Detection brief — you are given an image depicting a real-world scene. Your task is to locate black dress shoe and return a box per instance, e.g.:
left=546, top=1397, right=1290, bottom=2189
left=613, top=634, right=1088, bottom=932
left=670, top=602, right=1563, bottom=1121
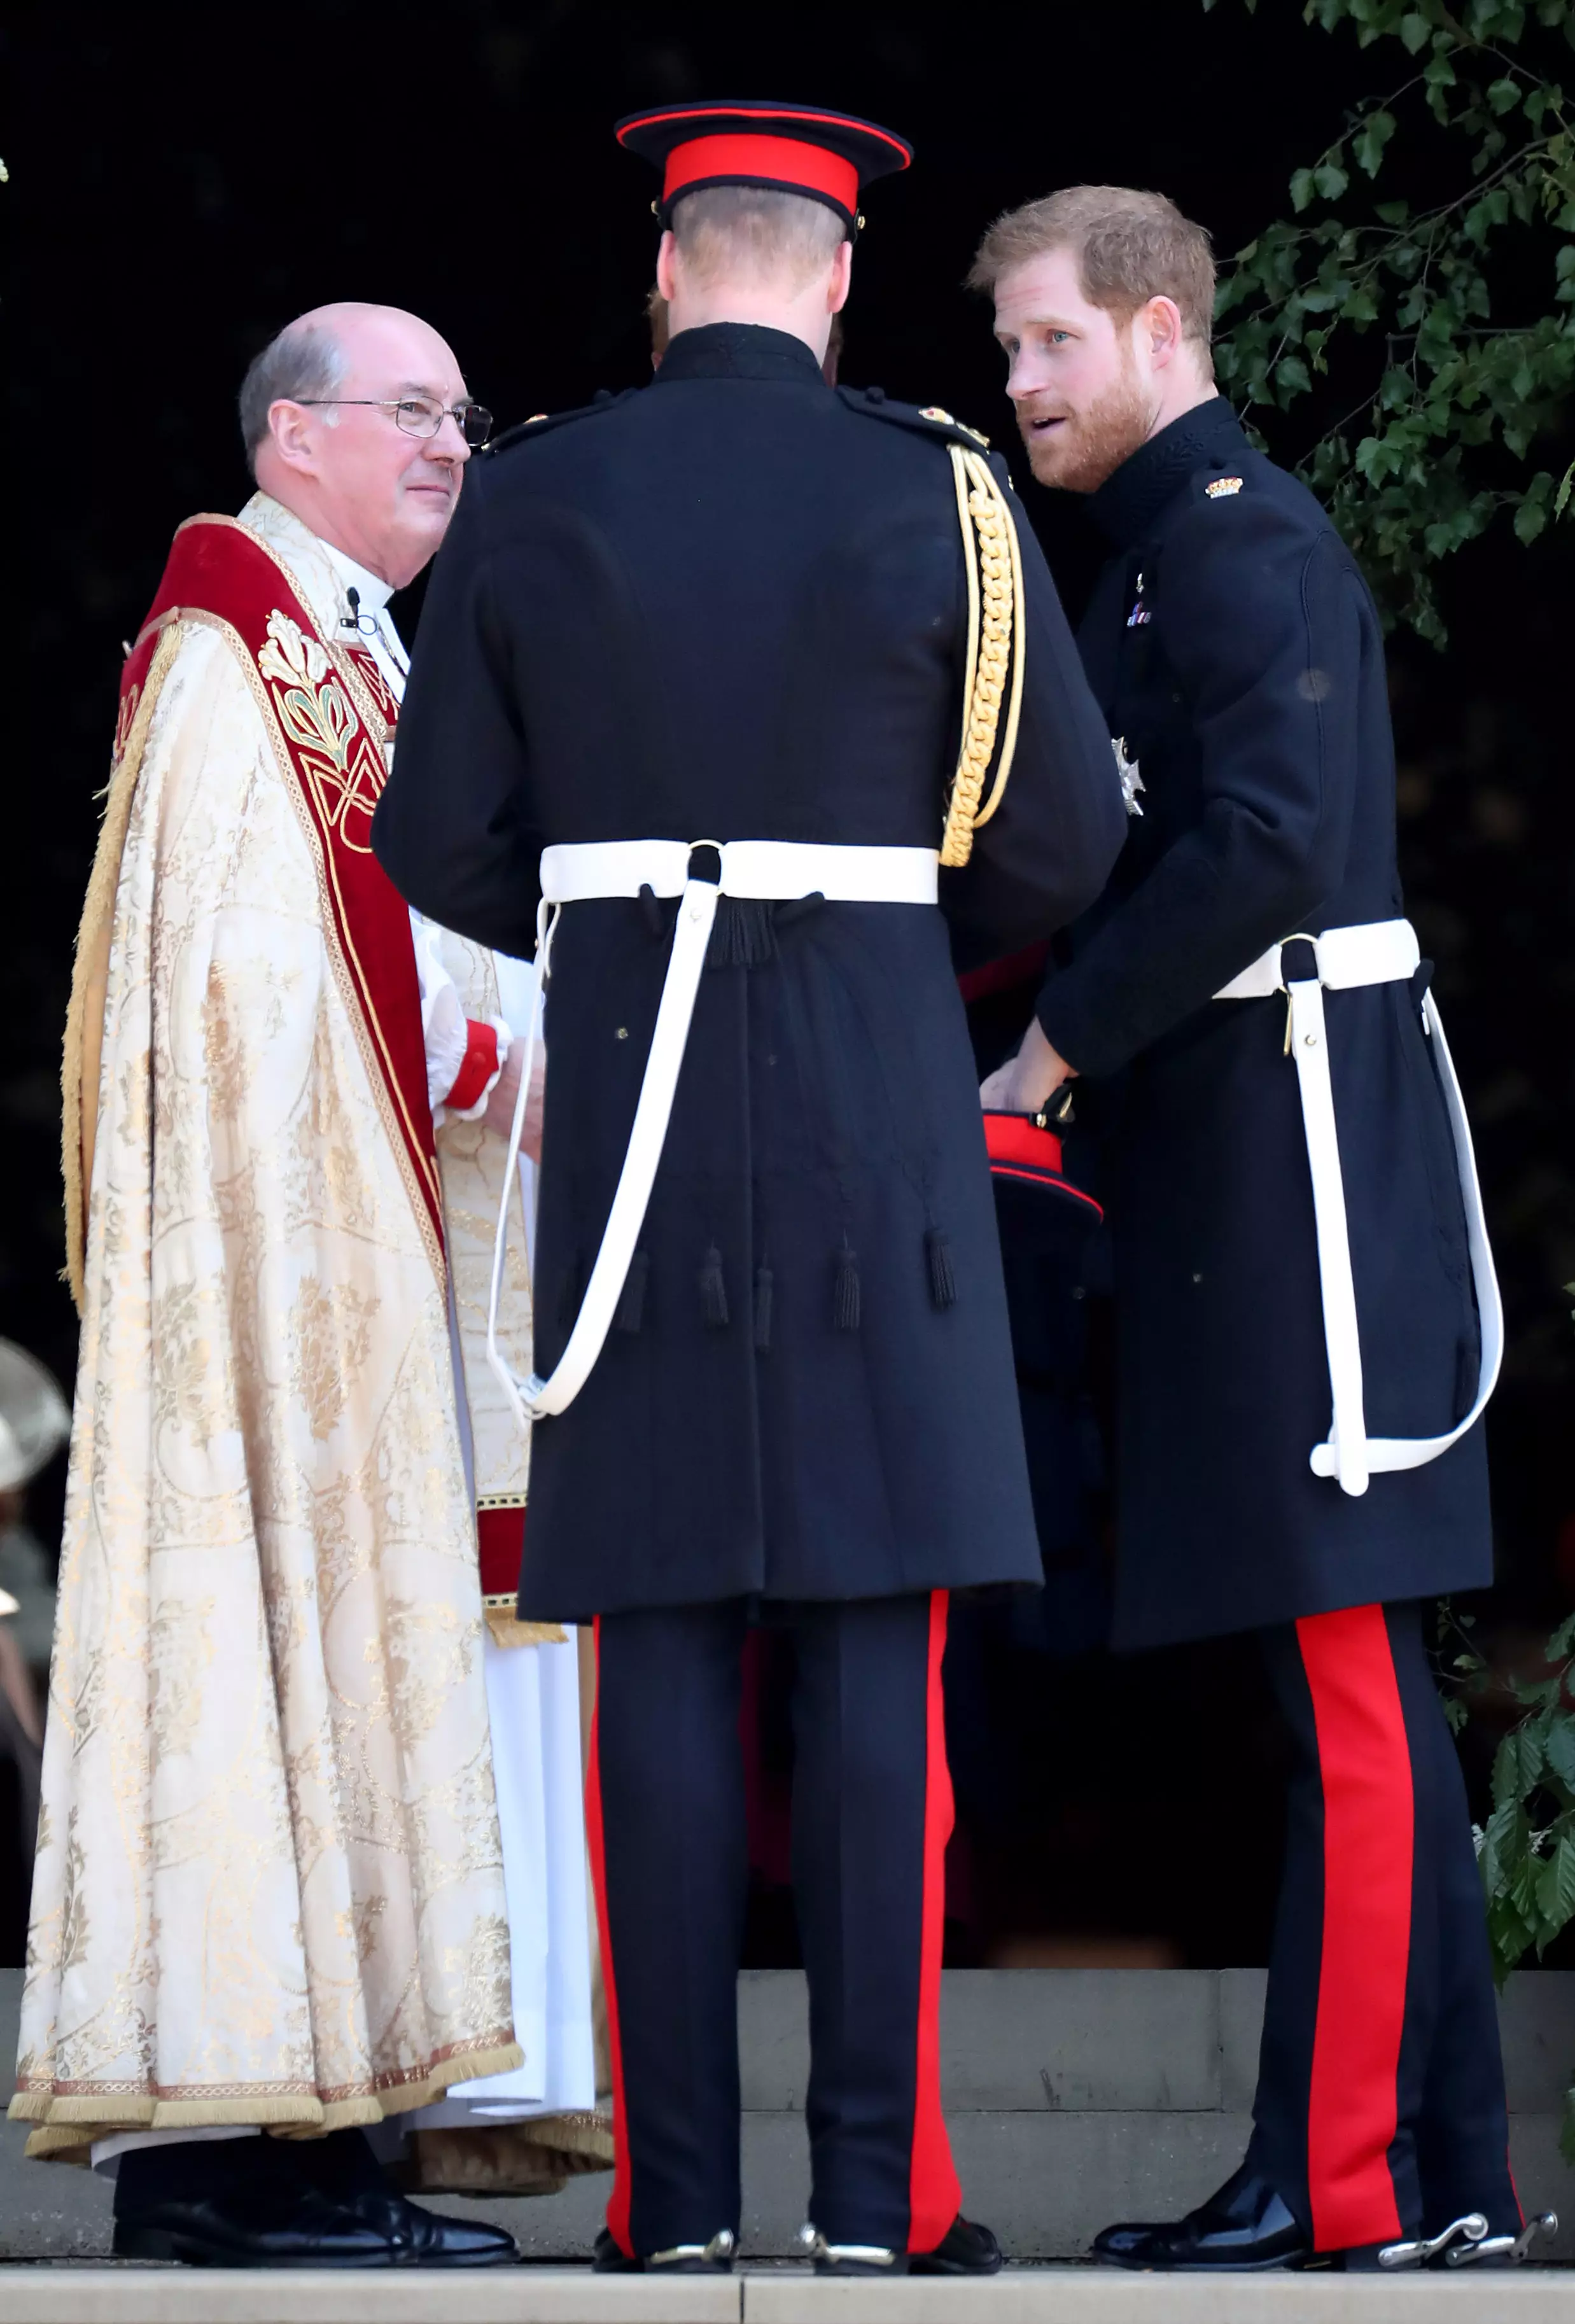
left=911, top=2215, right=1004, bottom=2275
left=592, top=2225, right=736, bottom=2272
left=1094, top=2162, right=1312, bottom=2271
left=112, top=2186, right=404, bottom=2269
left=335, top=2184, right=518, bottom=2267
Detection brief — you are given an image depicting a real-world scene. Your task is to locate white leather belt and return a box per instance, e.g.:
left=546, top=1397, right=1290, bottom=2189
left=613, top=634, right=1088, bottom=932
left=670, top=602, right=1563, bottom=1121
left=488, top=839, right=939, bottom=1430
left=1214, top=918, right=1502, bottom=1495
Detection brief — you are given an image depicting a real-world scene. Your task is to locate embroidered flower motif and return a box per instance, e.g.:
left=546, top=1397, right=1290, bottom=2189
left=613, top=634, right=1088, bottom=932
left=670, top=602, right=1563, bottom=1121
left=258, top=610, right=382, bottom=853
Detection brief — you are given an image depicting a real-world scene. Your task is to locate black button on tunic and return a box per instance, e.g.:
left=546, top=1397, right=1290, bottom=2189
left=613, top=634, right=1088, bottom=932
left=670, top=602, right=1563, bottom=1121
left=374, top=323, right=1128, bottom=1621
left=1035, top=397, right=1492, bottom=1652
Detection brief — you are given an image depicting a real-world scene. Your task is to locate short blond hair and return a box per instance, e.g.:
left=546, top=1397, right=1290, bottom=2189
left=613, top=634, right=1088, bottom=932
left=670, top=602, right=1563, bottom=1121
left=672, top=185, right=846, bottom=293
left=967, top=185, right=1215, bottom=357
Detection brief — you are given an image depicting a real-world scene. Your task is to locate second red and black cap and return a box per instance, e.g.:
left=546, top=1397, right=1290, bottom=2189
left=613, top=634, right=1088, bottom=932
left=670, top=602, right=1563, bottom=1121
left=615, top=100, right=913, bottom=232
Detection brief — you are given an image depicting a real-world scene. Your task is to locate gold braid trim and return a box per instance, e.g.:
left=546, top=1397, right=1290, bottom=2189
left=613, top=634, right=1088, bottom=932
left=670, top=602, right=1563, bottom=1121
left=12, top=2037, right=528, bottom=2161
left=939, top=448, right=1028, bottom=869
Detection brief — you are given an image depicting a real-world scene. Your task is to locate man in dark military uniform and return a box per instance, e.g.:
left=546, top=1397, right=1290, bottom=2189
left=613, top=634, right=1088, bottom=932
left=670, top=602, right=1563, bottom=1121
left=970, top=185, right=1548, bottom=2271
left=372, top=107, right=1125, bottom=2277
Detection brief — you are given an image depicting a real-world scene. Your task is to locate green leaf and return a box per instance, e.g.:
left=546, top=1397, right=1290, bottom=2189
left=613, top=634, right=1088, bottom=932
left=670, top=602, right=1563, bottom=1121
left=1376, top=199, right=1411, bottom=224
left=1488, top=1888, right=1536, bottom=1980
left=1493, top=1730, right=1525, bottom=1810
left=1276, top=354, right=1313, bottom=400
left=1546, top=1711, right=1575, bottom=1790
left=1487, top=76, right=1522, bottom=116
left=1400, top=9, right=1431, bottom=48
left=1536, top=1834, right=1575, bottom=1940
left=1290, top=168, right=1316, bottom=213
left=1314, top=160, right=1350, bottom=201
left=1356, top=109, right=1397, bottom=176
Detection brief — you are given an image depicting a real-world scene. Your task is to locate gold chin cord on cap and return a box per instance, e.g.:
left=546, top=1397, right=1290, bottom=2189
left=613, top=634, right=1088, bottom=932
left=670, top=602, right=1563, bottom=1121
left=939, top=444, right=1026, bottom=869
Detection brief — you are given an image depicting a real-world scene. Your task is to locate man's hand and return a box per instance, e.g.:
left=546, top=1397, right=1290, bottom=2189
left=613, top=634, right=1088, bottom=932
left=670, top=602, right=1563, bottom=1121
left=484, top=1042, right=547, bottom=1161
left=979, top=1016, right=1077, bottom=1115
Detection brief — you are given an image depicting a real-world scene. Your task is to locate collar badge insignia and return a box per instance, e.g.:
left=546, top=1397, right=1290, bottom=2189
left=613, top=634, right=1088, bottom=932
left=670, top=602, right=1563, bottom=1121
left=1206, top=475, right=1243, bottom=498
left=1114, top=735, right=1145, bottom=818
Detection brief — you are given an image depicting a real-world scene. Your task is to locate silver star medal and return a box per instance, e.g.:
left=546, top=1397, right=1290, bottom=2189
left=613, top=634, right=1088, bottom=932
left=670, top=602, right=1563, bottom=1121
left=1114, top=734, right=1145, bottom=817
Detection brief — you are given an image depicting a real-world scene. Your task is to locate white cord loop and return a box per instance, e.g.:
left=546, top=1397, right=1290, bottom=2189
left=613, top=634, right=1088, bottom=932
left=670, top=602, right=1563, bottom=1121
left=486, top=840, right=939, bottom=1431
left=1215, top=918, right=1502, bottom=1495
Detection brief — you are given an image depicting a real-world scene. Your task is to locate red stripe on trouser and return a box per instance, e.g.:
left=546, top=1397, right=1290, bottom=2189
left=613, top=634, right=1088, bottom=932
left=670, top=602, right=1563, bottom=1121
left=908, top=1589, right=962, bottom=2251
left=585, top=1617, right=634, bottom=2256
left=1298, top=1604, right=1414, bottom=2251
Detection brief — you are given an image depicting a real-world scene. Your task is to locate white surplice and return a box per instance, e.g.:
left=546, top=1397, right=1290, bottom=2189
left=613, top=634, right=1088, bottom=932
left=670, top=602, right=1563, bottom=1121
left=324, top=545, right=598, bottom=2137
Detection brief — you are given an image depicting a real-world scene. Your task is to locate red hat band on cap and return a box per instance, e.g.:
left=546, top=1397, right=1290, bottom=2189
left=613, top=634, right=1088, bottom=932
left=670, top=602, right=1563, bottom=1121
left=664, top=133, right=860, bottom=218
left=615, top=101, right=912, bottom=232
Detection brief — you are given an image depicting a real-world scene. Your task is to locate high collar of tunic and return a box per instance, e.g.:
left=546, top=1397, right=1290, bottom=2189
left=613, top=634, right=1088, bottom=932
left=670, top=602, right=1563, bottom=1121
left=655, top=320, right=830, bottom=387
left=1086, top=395, right=1249, bottom=548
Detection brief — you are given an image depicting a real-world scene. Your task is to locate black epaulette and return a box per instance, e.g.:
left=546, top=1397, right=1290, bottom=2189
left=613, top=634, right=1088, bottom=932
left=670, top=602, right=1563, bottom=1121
left=484, top=387, right=639, bottom=458
left=836, top=384, right=993, bottom=454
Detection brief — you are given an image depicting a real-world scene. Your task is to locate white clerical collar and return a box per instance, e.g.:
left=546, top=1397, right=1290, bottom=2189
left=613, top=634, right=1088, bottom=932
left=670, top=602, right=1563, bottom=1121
left=319, top=539, right=395, bottom=616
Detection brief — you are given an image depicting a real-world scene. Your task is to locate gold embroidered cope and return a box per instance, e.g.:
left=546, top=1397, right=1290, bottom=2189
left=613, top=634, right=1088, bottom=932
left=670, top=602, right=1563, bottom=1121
left=13, top=496, right=521, bottom=2154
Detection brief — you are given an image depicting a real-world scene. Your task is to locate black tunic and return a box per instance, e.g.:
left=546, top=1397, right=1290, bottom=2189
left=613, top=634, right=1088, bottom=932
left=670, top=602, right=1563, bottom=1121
left=374, top=323, right=1126, bottom=1621
left=1035, top=398, right=1492, bottom=1653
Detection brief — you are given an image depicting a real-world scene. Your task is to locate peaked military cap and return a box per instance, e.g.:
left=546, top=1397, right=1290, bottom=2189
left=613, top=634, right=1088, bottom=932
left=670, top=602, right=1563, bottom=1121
left=614, top=99, right=913, bottom=232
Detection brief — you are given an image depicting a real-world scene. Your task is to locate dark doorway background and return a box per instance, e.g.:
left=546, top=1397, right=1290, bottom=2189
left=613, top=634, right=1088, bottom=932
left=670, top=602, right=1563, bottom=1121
left=3, top=1, right=1572, bottom=1967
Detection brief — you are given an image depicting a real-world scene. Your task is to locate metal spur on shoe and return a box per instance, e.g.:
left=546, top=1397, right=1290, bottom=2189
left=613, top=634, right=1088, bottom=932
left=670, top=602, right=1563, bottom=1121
left=1379, top=2208, right=1558, bottom=2269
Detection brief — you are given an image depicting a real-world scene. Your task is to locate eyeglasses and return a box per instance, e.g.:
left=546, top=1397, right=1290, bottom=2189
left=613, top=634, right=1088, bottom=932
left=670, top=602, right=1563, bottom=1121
left=296, top=396, right=494, bottom=449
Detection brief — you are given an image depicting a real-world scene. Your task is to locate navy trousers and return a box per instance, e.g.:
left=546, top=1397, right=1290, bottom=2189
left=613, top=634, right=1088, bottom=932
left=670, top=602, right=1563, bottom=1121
left=1251, top=1601, right=1518, bottom=2252
left=587, top=1593, right=960, bottom=2257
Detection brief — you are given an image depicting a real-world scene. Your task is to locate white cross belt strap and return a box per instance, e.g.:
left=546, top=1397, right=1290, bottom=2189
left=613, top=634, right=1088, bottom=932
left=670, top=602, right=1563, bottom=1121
left=487, top=839, right=940, bottom=1431
left=1214, top=916, right=1502, bottom=1497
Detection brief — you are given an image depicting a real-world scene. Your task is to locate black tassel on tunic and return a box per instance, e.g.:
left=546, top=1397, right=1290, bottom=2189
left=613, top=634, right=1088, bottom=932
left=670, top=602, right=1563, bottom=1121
left=925, top=1228, right=958, bottom=1310
left=706, top=898, right=778, bottom=969
left=833, top=1242, right=861, bottom=1333
left=615, top=1250, right=650, bottom=1335
left=699, top=1243, right=729, bottom=1327
left=753, top=1264, right=774, bottom=1352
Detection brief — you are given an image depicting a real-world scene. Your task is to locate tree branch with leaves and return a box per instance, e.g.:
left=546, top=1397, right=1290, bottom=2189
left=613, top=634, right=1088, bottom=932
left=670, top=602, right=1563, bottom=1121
left=1204, top=0, right=1575, bottom=639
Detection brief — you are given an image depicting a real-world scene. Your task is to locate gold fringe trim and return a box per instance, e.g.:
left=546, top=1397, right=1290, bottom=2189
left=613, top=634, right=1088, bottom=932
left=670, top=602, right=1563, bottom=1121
left=528, top=2108, right=615, bottom=2165
left=484, top=1598, right=566, bottom=1649
left=60, top=622, right=185, bottom=1314
left=939, top=447, right=1028, bottom=869
left=12, top=2037, right=526, bottom=2161
left=406, top=2111, right=613, bottom=2197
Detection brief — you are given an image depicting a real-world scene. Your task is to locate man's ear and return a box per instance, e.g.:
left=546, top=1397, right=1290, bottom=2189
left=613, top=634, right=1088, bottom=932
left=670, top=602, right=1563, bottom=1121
left=829, top=237, right=853, bottom=316
left=655, top=229, right=679, bottom=305
left=267, top=400, right=316, bottom=472
left=1142, top=295, right=1186, bottom=372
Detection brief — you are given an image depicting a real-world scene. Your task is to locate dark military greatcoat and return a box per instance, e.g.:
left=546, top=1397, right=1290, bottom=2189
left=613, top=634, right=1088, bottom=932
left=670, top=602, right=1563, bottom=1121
left=1035, top=397, right=1492, bottom=1653
left=375, top=323, right=1126, bottom=1622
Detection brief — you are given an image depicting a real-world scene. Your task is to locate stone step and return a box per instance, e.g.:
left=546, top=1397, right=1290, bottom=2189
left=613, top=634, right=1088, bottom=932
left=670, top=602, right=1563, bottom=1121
left=0, top=2265, right=1569, bottom=2323
left=4, top=1970, right=1571, bottom=2264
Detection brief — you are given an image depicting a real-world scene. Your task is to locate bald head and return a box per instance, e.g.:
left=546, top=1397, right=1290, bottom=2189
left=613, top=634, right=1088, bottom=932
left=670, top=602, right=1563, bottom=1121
left=241, top=301, right=472, bottom=590
left=239, top=303, right=460, bottom=471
